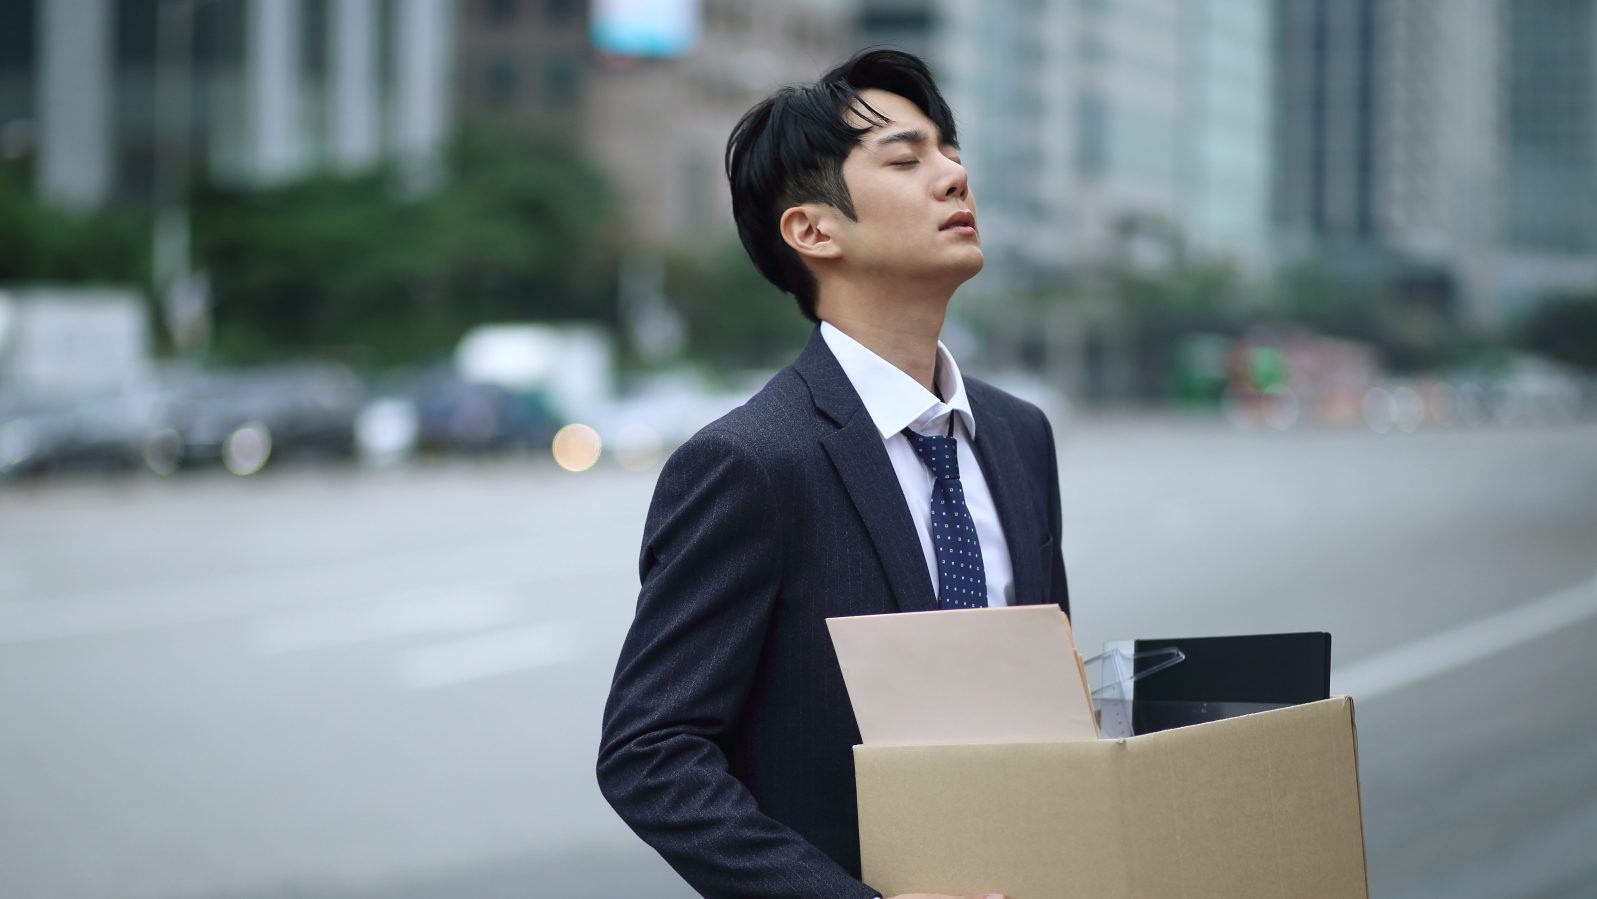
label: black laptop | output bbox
[1127,632,1332,735]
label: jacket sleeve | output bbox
[596,427,880,899]
[1040,409,1071,619]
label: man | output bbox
[597,48,1068,899]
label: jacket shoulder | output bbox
[669,365,818,463]
[966,375,1052,435]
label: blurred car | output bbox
[1,363,366,480]
[0,395,83,477]
[0,386,163,477]
[406,368,563,455]
[148,364,365,474]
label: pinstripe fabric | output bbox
[597,326,1070,898]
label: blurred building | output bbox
[859,0,1271,402]
[860,0,1274,291]
[1272,0,1499,323]
[455,0,854,248]
[1498,0,1597,318]
[592,0,855,246]
[0,0,455,209]
[456,0,588,142]
[1272,0,1597,328]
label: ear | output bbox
[778,203,843,263]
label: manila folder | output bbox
[826,605,1097,746]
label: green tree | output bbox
[0,167,151,286]
[1267,262,1384,342]
[191,123,619,365]
[662,242,810,370]
[1116,260,1248,401]
[1263,262,1476,372]
[1520,293,1597,372]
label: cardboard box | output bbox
[855,696,1368,898]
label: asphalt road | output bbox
[1,416,1594,898]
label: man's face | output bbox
[830,88,982,287]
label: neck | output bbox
[818,278,952,394]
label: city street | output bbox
[2,416,1594,898]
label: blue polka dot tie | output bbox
[904,426,988,609]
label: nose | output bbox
[937,154,969,200]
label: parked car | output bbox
[406,368,562,455]
[1,362,366,480]
[0,387,162,477]
[149,364,365,474]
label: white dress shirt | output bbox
[820,321,1014,607]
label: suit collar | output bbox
[797,327,1046,611]
[794,326,860,428]
[817,321,976,440]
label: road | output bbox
[2,417,1594,898]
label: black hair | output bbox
[724,48,959,322]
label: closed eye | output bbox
[891,159,919,167]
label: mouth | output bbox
[940,210,977,234]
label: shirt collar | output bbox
[819,320,976,441]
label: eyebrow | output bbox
[872,127,959,152]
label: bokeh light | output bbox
[551,423,603,472]
[612,423,663,472]
[223,422,273,476]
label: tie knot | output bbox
[904,429,960,480]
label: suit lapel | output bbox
[967,392,1045,607]
[796,329,938,614]
[796,330,1046,611]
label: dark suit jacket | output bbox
[597,326,1070,898]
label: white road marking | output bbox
[1333,573,1597,702]
[250,586,519,654]
[397,621,583,690]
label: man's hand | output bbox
[886,894,1004,898]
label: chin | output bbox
[950,247,984,280]
[902,249,984,287]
